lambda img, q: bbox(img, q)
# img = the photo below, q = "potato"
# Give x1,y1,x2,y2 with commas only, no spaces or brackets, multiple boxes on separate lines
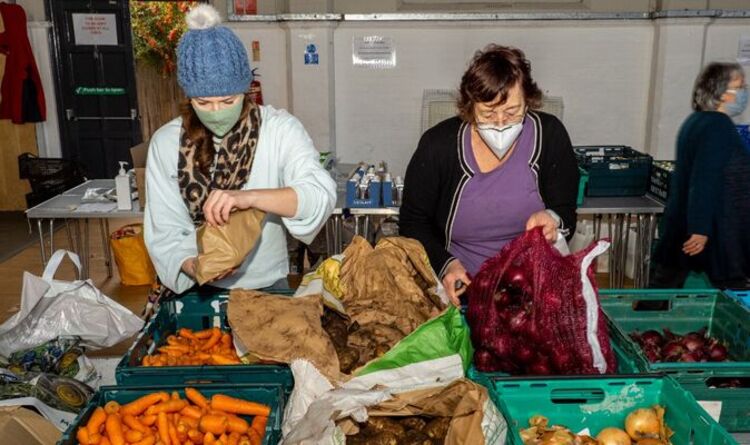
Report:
401,429,434,445
423,417,451,440
338,348,360,373
367,417,406,437
400,417,428,431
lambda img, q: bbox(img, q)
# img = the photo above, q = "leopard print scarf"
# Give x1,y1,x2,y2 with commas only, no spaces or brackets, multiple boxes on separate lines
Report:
177,102,261,224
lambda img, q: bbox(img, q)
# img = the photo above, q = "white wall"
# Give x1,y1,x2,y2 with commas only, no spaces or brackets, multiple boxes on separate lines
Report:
332,20,656,172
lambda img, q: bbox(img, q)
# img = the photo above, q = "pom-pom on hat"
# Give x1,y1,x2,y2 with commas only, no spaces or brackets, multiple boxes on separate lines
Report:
177,4,252,98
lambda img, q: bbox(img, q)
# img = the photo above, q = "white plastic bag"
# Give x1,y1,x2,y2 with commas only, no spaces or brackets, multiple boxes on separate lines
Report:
0,250,144,356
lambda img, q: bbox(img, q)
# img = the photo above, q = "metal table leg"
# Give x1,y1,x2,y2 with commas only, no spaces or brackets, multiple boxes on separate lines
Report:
353,215,361,236
83,219,91,279
621,214,631,288
48,220,55,255
607,215,615,288
100,219,113,278
644,214,658,287
36,219,47,265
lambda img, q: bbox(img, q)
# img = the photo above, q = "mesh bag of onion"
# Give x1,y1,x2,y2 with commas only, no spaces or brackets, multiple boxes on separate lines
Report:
466,227,617,375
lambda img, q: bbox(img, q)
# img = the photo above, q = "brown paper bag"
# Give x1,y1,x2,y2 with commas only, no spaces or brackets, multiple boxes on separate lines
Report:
337,236,445,367
194,209,265,284
228,290,342,381
338,379,497,445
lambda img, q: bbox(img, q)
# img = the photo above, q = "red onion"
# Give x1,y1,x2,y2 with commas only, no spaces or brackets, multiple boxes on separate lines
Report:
662,341,684,360
489,336,513,358
550,349,574,372
493,291,511,307
708,343,728,362
640,330,664,346
528,358,552,375
503,265,531,293
680,351,701,362
508,309,529,333
683,336,705,353
515,343,536,364
474,349,497,371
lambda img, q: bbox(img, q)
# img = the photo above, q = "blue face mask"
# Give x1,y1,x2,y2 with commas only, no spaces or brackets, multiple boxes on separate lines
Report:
725,88,749,117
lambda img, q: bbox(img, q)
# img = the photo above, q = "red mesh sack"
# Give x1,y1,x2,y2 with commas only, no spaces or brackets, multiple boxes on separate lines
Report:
466,227,617,375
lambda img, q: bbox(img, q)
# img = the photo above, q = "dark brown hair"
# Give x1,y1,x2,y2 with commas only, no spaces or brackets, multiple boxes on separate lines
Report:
457,45,543,123
180,93,254,176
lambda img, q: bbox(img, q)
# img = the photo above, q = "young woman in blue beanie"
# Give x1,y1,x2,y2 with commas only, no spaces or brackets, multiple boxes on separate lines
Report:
144,5,336,293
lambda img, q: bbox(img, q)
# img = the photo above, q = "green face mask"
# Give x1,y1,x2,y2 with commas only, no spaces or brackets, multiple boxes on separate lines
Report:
192,99,243,137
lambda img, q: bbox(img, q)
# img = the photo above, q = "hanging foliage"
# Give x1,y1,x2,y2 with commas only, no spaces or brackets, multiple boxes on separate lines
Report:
130,1,197,75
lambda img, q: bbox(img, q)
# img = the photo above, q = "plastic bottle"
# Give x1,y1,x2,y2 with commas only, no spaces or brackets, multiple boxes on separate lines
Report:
115,161,132,211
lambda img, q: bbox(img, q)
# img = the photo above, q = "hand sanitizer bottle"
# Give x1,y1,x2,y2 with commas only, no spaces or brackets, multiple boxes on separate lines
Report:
115,161,132,211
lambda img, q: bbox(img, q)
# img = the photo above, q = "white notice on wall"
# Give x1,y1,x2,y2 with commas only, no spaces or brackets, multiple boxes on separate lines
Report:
738,35,750,65
352,36,396,69
72,13,118,46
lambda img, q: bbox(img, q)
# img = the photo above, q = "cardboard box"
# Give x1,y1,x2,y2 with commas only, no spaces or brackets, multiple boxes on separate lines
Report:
130,141,148,210
0,406,61,445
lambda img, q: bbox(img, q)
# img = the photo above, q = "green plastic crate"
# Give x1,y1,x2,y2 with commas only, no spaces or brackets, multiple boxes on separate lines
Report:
487,375,737,445
577,167,589,206
600,289,750,432
116,291,294,389
56,383,285,445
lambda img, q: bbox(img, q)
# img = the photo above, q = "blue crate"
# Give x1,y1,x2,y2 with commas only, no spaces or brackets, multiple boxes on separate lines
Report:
725,289,750,310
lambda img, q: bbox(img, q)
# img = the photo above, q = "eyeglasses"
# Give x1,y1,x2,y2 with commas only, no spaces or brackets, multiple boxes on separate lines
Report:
475,106,527,127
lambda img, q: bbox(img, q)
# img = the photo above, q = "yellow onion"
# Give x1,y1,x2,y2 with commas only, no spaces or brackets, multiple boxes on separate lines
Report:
596,427,632,445
625,408,661,440
635,439,665,445
539,430,576,445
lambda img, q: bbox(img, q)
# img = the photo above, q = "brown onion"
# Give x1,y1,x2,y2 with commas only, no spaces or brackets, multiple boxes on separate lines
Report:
625,408,661,440
596,427,632,445
635,439,665,445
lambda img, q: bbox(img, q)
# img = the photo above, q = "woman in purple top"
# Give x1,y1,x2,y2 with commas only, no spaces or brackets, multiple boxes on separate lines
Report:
400,45,579,305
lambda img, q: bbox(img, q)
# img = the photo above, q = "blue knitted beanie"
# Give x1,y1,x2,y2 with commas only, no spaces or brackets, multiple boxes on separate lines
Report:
177,5,252,98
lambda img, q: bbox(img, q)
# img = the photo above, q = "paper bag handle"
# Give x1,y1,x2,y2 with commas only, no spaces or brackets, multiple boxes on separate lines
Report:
43,250,82,281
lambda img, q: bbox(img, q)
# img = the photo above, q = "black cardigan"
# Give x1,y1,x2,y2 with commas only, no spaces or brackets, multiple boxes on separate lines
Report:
399,111,579,278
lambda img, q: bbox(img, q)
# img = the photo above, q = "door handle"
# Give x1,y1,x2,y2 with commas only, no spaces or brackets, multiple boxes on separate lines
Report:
66,108,138,121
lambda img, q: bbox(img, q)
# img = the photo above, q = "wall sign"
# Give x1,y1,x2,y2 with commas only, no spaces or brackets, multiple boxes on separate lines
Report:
352,36,396,69
75,87,126,96
304,43,319,65
72,13,118,46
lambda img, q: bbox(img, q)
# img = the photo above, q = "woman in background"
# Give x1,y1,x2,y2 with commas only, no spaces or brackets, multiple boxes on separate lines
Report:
652,62,750,289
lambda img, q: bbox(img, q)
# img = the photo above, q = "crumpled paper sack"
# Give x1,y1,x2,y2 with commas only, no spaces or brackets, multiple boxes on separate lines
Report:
281,357,507,445
228,290,342,381
195,209,265,284
337,236,446,366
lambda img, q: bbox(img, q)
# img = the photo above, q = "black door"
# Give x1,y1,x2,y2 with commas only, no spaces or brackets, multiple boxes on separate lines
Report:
48,0,141,178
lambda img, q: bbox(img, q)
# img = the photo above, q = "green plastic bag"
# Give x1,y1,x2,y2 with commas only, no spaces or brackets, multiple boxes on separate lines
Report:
355,306,474,376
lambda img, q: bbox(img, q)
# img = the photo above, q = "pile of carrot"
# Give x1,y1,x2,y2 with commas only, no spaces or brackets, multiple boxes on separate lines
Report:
141,328,242,367
75,387,271,445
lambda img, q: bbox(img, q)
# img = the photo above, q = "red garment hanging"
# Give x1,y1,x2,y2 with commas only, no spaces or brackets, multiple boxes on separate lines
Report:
0,2,46,123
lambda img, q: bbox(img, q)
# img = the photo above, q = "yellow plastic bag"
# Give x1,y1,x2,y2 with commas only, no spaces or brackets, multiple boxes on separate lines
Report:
110,223,156,286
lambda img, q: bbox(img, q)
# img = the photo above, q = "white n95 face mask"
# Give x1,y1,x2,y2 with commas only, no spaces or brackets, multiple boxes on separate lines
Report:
476,120,524,160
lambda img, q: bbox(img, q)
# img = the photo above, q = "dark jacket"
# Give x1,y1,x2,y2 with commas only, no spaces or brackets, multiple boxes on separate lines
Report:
654,111,750,284
399,111,579,277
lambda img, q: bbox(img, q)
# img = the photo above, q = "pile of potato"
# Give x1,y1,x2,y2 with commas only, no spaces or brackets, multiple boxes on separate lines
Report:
347,416,451,445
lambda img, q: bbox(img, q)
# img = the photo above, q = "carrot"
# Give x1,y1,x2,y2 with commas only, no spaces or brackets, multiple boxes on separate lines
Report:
181,405,203,420
122,393,169,416
104,401,121,415
77,427,91,445
171,391,181,400
88,433,102,444
247,427,262,445
220,333,232,348
179,415,200,430
86,406,107,435
199,415,228,435
169,422,180,445
132,436,156,445
122,414,149,434
210,354,240,365
185,388,210,410
124,430,144,443
141,415,157,427
227,432,240,445
204,432,217,445
188,429,204,444
179,328,198,340
185,441,196,445
218,433,229,445
250,416,267,437
200,328,222,351
147,399,188,415
100,437,112,445
105,414,126,445
157,412,171,445
194,329,215,339
238,433,253,445
225,415,248,434
210,395,271,417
